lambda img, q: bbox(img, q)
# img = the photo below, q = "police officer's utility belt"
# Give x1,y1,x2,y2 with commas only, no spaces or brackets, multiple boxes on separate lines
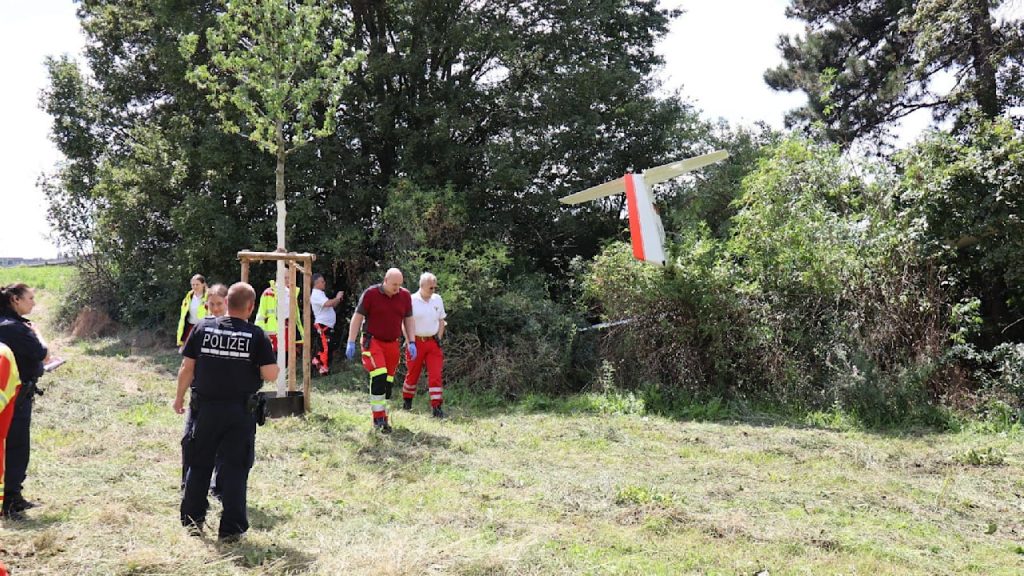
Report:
191,390,267,426
21,380,43,397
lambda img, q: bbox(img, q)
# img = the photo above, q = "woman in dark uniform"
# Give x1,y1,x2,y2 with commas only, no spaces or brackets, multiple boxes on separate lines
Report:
0,283,50,519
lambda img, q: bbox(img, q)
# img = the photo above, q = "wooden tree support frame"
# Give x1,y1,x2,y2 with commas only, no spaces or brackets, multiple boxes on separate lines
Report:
238,250,316,413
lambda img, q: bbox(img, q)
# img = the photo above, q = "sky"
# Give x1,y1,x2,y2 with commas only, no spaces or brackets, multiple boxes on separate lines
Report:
0,0,969,258
2,1,85,259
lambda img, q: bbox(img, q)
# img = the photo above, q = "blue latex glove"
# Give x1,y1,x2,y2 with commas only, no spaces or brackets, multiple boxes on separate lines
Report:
408,342,418,361
346,341,356,360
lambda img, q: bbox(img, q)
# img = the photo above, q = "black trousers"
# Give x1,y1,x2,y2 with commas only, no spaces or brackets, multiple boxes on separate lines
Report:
4,385,34,497
180,406,222,494
180,399,256,538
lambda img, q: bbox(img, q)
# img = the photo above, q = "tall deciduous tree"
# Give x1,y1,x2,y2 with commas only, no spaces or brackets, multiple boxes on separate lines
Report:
44,0,697,333
180,0,362,392
765,0,1023,145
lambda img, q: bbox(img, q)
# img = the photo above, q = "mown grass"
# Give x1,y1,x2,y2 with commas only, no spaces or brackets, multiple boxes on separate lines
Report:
2,278,1024,574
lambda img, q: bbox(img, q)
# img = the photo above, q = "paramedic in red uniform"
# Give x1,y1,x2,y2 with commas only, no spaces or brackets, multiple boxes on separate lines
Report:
401,272,447,418
345,268,417,433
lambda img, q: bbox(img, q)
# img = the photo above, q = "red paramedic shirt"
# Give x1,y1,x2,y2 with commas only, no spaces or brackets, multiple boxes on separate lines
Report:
355,284,412,342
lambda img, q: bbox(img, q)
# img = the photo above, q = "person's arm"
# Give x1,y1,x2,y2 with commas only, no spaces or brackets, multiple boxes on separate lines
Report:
436,296,447,340
326,291,344,307
260,363,280,382
26,322,48,351
174,357,195,414
347,311,365,344
254,330,279,382
403,316,416,344
17,323,50,375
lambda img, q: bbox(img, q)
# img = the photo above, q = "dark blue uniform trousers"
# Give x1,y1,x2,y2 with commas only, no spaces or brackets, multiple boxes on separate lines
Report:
180,399,256,538
4,387,34,498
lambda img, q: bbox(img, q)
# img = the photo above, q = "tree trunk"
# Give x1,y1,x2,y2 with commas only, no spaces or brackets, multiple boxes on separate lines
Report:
275,120,288,396
969,0,999,118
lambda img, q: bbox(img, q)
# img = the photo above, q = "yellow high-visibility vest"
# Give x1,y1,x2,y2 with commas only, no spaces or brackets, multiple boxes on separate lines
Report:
176,290,210,346
255,281,304,343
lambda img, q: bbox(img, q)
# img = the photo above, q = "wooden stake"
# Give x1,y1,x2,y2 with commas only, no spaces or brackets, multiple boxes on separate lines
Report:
287,261,297,394
302,264,313,412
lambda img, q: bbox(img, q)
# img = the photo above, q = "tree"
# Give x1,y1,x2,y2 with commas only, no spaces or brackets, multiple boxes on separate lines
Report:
43,0,699,368
896,118,1024,342
180,0,362,393
765,0,1024,145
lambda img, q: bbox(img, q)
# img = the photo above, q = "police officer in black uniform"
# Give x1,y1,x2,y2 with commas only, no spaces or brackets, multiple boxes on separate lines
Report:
174,282,278,541
0,283,50,519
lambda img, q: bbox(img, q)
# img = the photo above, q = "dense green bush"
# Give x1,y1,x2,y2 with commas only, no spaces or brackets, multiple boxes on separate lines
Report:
584,136,954,424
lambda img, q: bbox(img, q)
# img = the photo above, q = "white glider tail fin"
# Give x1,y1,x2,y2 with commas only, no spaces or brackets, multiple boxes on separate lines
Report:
625,174,666,265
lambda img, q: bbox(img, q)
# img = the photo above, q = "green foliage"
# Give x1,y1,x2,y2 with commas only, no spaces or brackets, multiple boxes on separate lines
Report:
180,0,363,158
766,0,1022,144
897,119,1024,343
43,0,696,331
584,136,953,425
952,446,1006,467
614,485,676,507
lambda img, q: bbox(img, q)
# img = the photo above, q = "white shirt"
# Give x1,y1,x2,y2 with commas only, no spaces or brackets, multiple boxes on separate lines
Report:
310,288,336,328
411,291,446,337
188,294,203,323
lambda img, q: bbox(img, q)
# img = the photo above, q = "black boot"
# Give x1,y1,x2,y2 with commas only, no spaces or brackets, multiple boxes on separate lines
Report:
432,406,445,419
1,500,25,520
402,398,413,411
6,493,36,513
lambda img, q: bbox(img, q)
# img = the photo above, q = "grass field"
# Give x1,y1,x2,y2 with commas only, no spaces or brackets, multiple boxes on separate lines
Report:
0,265,76,292
1,268,1023,575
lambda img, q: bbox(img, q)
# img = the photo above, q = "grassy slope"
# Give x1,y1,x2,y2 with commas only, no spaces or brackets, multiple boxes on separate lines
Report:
1,267,1023,575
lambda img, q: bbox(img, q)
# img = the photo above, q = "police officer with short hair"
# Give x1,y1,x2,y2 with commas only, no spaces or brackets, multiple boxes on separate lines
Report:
174,282,278,541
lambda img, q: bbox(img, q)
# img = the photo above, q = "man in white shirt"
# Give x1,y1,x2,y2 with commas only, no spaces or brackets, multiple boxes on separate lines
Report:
310,273,344,375
401,272,447,417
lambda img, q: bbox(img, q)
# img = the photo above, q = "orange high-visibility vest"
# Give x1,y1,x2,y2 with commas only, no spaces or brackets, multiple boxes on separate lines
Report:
0,342,22,513
0,343,20,413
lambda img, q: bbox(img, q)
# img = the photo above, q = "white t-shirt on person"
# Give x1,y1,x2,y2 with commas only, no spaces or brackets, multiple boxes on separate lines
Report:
188,294,203,323
310,288,336,328
411,291,446,337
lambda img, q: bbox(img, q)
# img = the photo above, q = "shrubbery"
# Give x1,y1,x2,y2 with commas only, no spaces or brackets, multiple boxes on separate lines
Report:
53,120,1024,429
583,136,956,425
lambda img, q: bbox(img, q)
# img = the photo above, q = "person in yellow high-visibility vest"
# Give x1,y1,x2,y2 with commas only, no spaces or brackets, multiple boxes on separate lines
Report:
176,274,210,347
255,277,303,352
0,343,22,519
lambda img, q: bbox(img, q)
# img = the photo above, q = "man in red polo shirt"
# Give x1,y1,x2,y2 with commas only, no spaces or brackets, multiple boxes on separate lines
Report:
345,268,417,433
